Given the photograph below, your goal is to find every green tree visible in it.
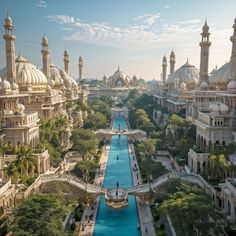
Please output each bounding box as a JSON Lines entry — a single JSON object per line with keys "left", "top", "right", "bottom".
{"left": 159, "top": 181, "right": 224, "bottom": 236}
{"left": 15, "top": 146, "right": 35, "bottom": 177}
{"left": 84, "top": 112, "right": 107, "bottom": 130}
{"left": 89, "top": 100, "right": 111, "bottom": 121}
{"left": 71, "top": 160, "right": 99, "bottom": 183}
{"left": 71, "top": 128, "right": 97, "bottom": 159}
{"left": 9, "top": 194, "right": 67, "bottom": 236}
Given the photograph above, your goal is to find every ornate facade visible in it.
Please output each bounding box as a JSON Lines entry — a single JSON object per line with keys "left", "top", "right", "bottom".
{"left": 154, "top": 18, "right": 236, "bottom": 224}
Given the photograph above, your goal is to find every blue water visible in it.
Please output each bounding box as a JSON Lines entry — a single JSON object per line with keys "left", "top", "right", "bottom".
{"left": 94, "top": 114, "right": 140, "bottom": 236}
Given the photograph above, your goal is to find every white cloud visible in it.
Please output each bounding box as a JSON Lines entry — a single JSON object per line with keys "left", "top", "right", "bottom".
{"left": 164, "top": 5, "right": 170, "bottom": 9}
{"left": 47, "top": 13, "right": 232, "bottom": 65}
{"left": 36, "top": 0, "right": 47, "bottom": 8}
{"left": 134, "top": 13, "right": 160, "bottom": 26}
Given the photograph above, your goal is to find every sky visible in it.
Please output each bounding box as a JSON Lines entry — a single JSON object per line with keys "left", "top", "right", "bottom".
{"left": 0, "top": 0, "right": 236, "bottom": 80}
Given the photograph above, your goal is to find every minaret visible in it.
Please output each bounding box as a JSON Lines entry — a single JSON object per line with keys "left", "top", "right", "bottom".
{"left": 199, "top": 19, "right": 211, "bottom": 83}
{"left": 230, "top": 18, "right": 236, "bottom": 81}
{"left": 63, "top": 49, "right": 69, "bottom": 74}
{"left": 41, "top": 35, "right": 51, "bottom": 79}
{"left": 169, "top": 50, "right": 175, "bottom": 75}
{"left": 162, "top": 55, "right": 167, "bottom": 85}
{"left": 3, "top": 14, "right": 16, "bottom": 85}
{"left": 78, "top": 56, "right": 83, "bottom": 81}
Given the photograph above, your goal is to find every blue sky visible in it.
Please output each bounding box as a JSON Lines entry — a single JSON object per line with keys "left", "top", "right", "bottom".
{"left": 0, "top": 0, "right": 236, "bottom": 80}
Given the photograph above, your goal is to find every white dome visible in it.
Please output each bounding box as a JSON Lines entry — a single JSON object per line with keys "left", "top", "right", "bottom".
{"left": 48, "top": 79, "right": 55, "bottom": 87}
{"left": 200, "top": 81, "right": 208, "bottom": 90}
{"left": 209, "top": 62, "right": 230, "bottom": 85}
{"left": 227, "top": 80, "right": 236, "bottom": 90}
{"left": 167, "top": 59, "right": 199, "bottom": 87}
{"left": 107, "top": 66, "right": 128, "bottom": 87}
{"left": 0, "top": 55, "right": 48, "bottom": 86}
{"left": 209, "top": 102, "right": 229, "bottom": 113}
{"left": 60, "top": 69, "right": 78, "bottom": 89}
{"left": 12, "top": 82, "right": 19, "bottom": 90}
{"left": 1, "top": 79, "right": 11, "bottom": 90}
{"left": 179, "top": 82, "right": 186, "bottom": 90}
{"left": 50, "top": 64, "right": 62, "bottom": 86}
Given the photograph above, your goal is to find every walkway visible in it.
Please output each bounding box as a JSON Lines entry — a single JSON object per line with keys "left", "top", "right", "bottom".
{"left": 40, "top": 174, "right": 107, "bottom": 194}
{"left": 128, "top": 143, "right": 156, "bottom": 236}
{"left": 79, "top": 143, "right": 110, "bottom": 236}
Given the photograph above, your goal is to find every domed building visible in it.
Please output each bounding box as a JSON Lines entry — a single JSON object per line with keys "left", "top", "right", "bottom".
{"left": 0, "top": 55, "right": 48, "bottom": 92}
{"left": 107, "top": 67, "right": 129, "bottom": 88}
{"left": 167, "top": 59, "right": 199, "bottom": 90}
{"left": 89, "top": 66, "right": 142, "bottom": 100}
{"left": 209, "top": 62, "right": 230, "bottom": 89}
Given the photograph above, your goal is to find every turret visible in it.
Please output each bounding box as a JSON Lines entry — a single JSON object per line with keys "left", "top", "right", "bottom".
{"left": 230, "top": 18, "right": 236, "bottom": 81}
{"left": 3, "top": 14, "right": 16, "bottom": 85}
{"left": 41, "top": 35, "right": 51, "bottom": 79}
{"left": 63, "top": 49, "right": 69, "bottom": 74}
{"left": 162, "top": 55, "right": 167, "bottom": 85}
{"left": 78, "top": 56, "right": 83, "bottom": 81}
{"left": 169, "top": 50, "right": 175, "bottom": 75}
{"left": 199, "top": 19, "right": 211, "bottom": 83}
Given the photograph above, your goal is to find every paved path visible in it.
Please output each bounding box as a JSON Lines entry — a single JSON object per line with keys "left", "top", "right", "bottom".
{"left": 128, "top": 143, "right": 156, "bottom": 236}
{"left": 79, "top": 143, "right": 110, "bottom": 236}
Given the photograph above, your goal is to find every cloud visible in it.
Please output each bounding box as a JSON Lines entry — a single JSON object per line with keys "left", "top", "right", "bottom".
{"left": 48, "top": 14, "right": 230, "bottom": 55}
{"left": 134, "top": 13, "right": 160, "bottom": 26}
{"left": 36, "top": 0, "right": 47, "bottom": 7}
{"left": 164, "top": 5, "right": 170, "bottom": 9}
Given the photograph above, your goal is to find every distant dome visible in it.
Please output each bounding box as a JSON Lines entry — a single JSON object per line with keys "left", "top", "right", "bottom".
{"left": 60, "top": 69, "right": 78, "bottom": 89}
{"left": 50, "top": 64, "right": 61, "bottom": 86}
{"left": 209, "top": 102, "right": 229, "bottom": 113}
{"left": 1, "top": 79, "right": 11, "bottom": 90}
{"left": 200, "top": 81, "right": 208, "bottom": 90}
{"left": 179, "top": 82, "right": 186, "bottom": 90}
{"left": 209, "top": 62, "right": 230, "bottom": 85}
{"left": 0, "top": 55, "right": 48, "bottom": 86}
{"left": 107, "top": 66, "right": 128, "bottom": 88}
{"left": 227, "top": 80, "right": 236, "bottom": 90}
{"left": 132, "top": 75, "right": 138, "bottom": 82}
{"left": 12, "top": 82, "right": 19, "bottom": 90}
{"left": 167, "top": 59, "right": 199, "bottom": 88}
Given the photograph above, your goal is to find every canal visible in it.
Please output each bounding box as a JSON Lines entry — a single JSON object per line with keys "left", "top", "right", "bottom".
{"left": 94, "top": 113, "right": 140, "bottom": 236}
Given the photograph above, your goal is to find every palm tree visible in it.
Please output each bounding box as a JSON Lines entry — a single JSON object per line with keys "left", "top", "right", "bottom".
{"left": 3, "top": 162, "right": 19, "bottom": 182}
{"left": 0, "top": 139, "right": 8, "bottom": 157}
{"left": 15, "top": 146, "right": 35, "bottom": 177}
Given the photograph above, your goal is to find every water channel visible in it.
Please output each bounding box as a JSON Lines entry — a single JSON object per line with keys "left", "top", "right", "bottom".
{"left": 94, "top": 113, "right": 140, "bottom": 236}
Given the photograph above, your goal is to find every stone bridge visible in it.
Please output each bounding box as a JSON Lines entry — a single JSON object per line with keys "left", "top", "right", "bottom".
{"left": 27, "top": 174, "right": 107, "bottom": 195}
{"left": 95, "top": 129, "right": 146, "bottom": 141}
{"left": 22, "top": 172, "right": 204, "bottom": 200}
{"left": 126, "top": 172, "right": 204, "bottom": 195}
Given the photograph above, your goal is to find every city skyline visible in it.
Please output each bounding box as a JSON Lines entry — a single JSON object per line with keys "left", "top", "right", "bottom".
{"left": 0, "top": 0, "right": 236, "bottom": 80}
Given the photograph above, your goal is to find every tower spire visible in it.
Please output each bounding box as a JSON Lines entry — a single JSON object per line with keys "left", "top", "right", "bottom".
{"left": 78, "top": 56, "right": 83, "bottom": 81}
{"left": 199, "top": 18, "right": 211, "bottom": 84}
{"left": 3, "top": 12, "right": 16, "bottom": 85}
{"left": 41, "top": 35, "right": 51, "bottom": 79}
{"left": 169, "top": 50, "right": 175, "bottom": 75}
{"left": 63, "top": 49, "right": 70, "bottom": 74}
{"left": 230, "top": 18, "right": 236, "bottom": 81}
{"left": 162, "top": 55, "right": 167, "bottom": 86}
